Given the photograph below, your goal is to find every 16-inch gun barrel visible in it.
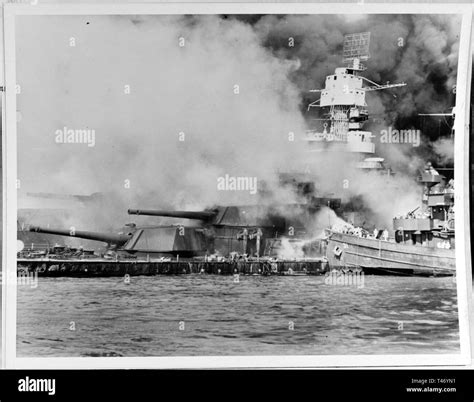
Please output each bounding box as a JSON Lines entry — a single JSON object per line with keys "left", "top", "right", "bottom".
{"left": 29, "top": 226, "right": 132, "bottom": 246}
{"left": 127, "top": 209, "right": 217, "bottom": 221}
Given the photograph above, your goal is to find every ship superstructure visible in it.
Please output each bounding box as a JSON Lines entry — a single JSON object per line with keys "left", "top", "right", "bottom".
{"left": 393, "top": 162, "right": 454, "bottom": 250}
{"left": 305, "top": 32, "right": 406, "bottom": 166}
{"left": 326, "top": 162, "right": 455, "bottom": 276}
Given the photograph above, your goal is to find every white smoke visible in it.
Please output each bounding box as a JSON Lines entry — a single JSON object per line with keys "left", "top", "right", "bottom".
{"left": 16, "top": 15, "right": 307, "bottom": 229}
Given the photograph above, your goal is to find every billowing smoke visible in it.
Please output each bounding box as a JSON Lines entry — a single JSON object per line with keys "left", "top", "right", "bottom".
{"left": 15, "top": 14, "right": 460, "bottom": 234}
{"left": 250, "top": 13, "right": 459, "bottom": 229}
{"left": 16, "top": 15, "right": 307, "bottom": 230}
{"left": 432, "top": 137, "right": 455, "bottom": 165}
{"left": 274, "top": 207, "right": 351, "bottom": 260}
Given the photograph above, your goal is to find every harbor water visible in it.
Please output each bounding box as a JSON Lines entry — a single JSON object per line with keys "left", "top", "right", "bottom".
{"left": 17, "top": 275, "right": 459, "bottom": 356}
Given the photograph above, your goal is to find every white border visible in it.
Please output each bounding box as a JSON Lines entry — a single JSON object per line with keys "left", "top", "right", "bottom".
{"left": 453, "top": 3, "right": 473, "bottom": 370}
{"left": 0, "top": 1, "right": 5, "bottom": 370}
{"left": 2, "top": 2, "right": 473, "bottom": 369}
{"left": 3, "top": 0, "right": 17, "bottom": 369}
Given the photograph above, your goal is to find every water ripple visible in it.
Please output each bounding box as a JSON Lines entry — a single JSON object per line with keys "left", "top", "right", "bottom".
{"left": 17, "top": 275, "right": 459, "bottom": 356}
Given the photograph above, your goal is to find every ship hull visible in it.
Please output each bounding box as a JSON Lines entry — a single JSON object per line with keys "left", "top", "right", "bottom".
{"left": 326, "top": 232, "right": 455, "bottom": 276}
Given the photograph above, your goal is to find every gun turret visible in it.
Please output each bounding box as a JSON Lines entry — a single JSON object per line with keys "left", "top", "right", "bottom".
{"left": 127, "top": 209, "right": 218, "bottom": 221}
{"left": 28, "top": 226, "right": 132, "bottom": 246}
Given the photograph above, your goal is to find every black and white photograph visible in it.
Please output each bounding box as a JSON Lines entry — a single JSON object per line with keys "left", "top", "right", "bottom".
{"left": 1, "top": 3, "right": 472, "bottom": 369}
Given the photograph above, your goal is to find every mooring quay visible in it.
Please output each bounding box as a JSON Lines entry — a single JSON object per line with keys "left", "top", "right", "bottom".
{"left": 17, "top": 258, "right": 328, "bottom": 277}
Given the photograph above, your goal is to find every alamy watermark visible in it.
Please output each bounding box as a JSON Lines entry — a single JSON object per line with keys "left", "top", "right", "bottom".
{"left": 18, "top": 377, "right": 55, "bottom": 396}
{"left": 380, "top": 127, "right": 420, "bottom": 147}
{"left": 217, "top": 174, "right": 257, "bottom": 195}
{"left": 1, "top": 270, "right": 38, "bottom": 288}
{"left": 55, "top": 126, "right": 96, "bottom": 147}
{"left": 324, "top": 269, "right": 365, "bottom": 289}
